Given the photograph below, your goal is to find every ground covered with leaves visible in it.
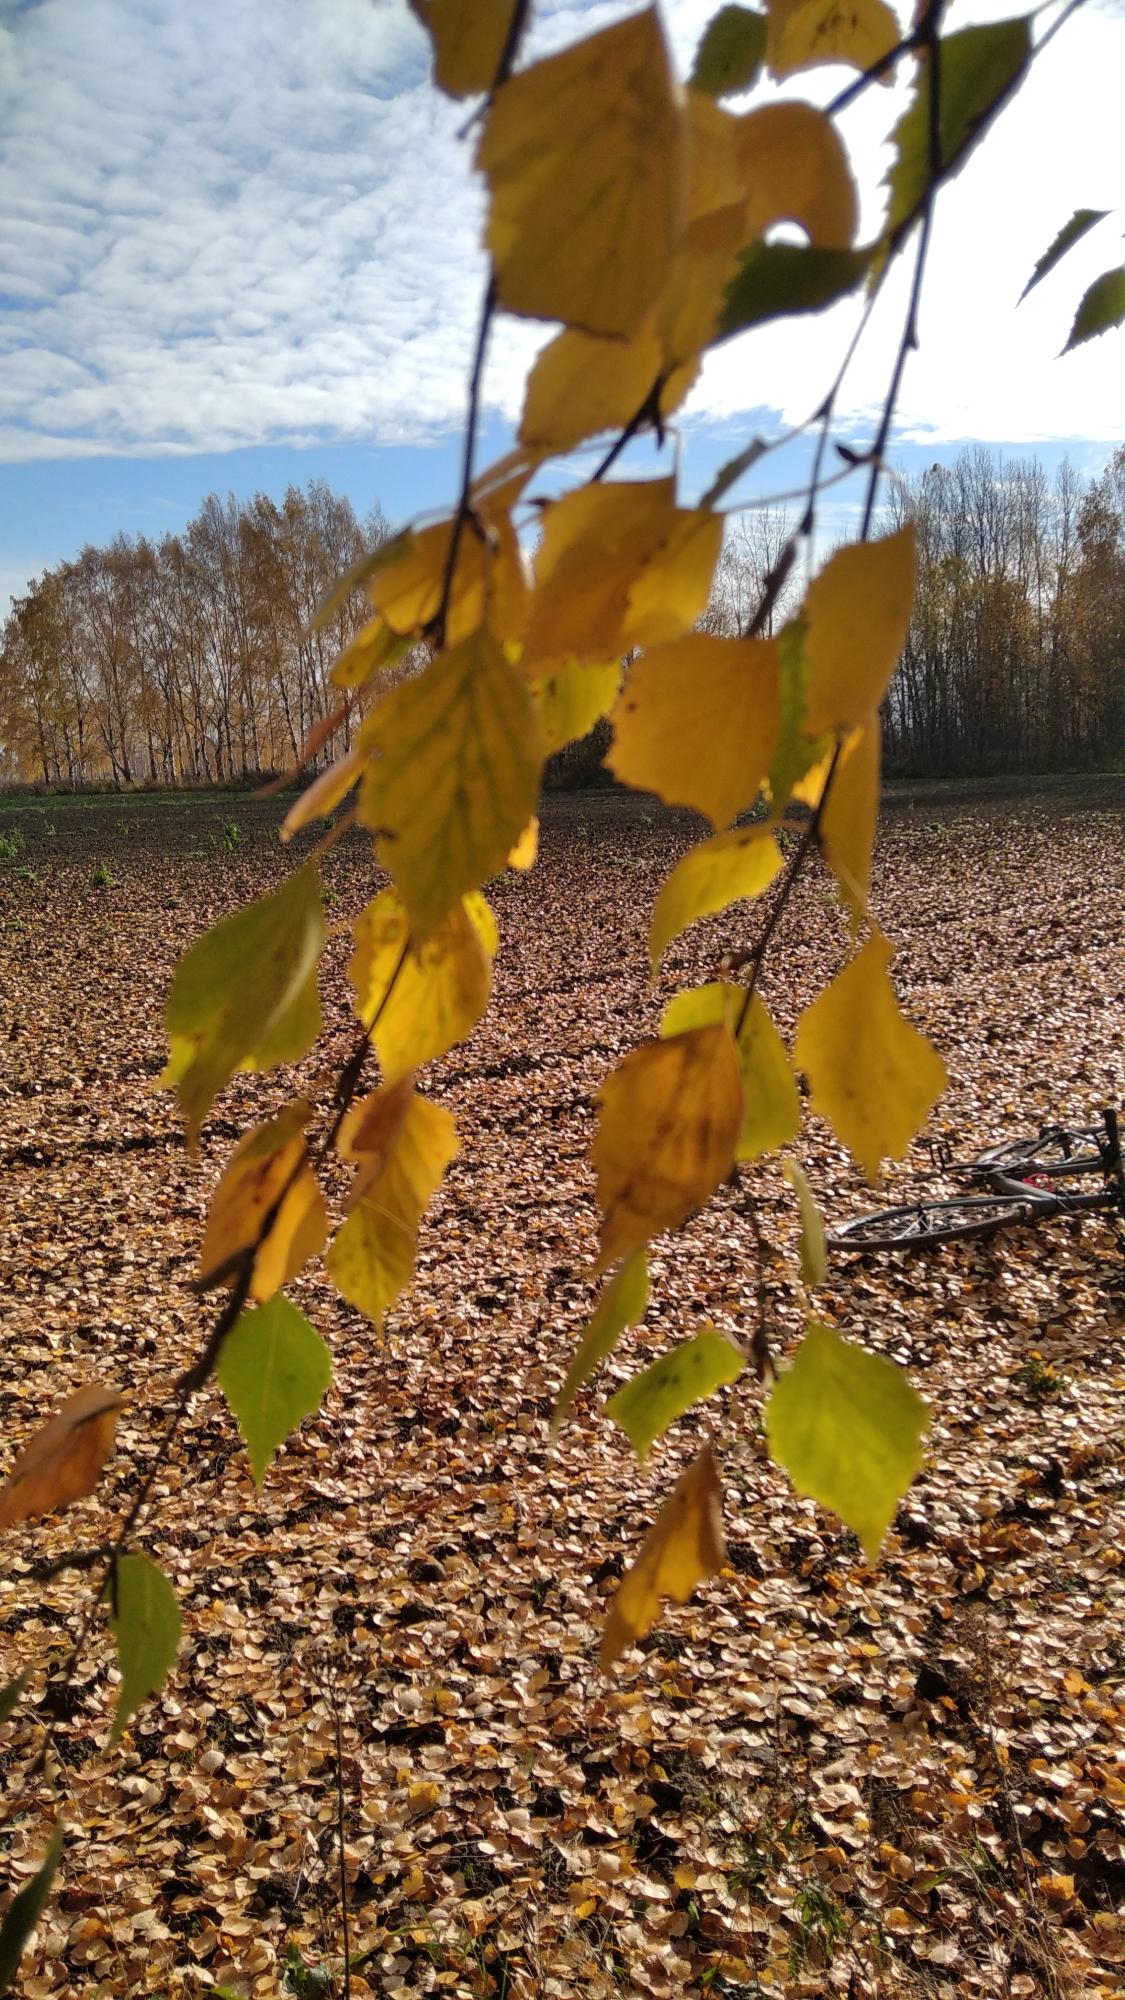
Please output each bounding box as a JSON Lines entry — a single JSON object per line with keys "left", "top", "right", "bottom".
{"left": 1, "top": 776, "right": 1123, "bottom": 2000}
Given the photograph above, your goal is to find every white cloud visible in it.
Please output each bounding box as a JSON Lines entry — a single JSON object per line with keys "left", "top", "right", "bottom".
{"left": 0, "top": 0, "right": 1122, "bottom": 466}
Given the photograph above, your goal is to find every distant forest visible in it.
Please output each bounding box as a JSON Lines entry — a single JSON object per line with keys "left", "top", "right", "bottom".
{"left": 2, "top": 444, "right": 1122, "bottom": 788}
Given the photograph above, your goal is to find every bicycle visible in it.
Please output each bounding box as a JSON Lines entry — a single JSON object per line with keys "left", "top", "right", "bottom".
{"left": 825, "top": 1108, "right": 1125, "bottom": 1255}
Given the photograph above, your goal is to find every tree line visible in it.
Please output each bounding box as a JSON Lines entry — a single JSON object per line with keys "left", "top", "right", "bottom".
{"left": 884, "top": 443, "right": 1124, "bottom": 773}
{"left": 0, "top": 482, "right": 388, "bottom": 788}
{"left": 1, "top": 445, "right": 1121, "bottom": 789}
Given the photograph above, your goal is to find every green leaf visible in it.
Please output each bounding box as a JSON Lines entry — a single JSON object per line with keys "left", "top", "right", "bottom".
{"left": 661, "top": 981, "right": 801, "bottom": 1162}
{"left": 1063, "top": 266, "right": 1125, "bottom": 352}
{"left": 108, "top": 1554, "right": 181, "bottom": 1744}
{"left": 766, "top": 1320, "right": 928, "bottom": 1559}
{"left": 690, "top": 5, "right": 766, "bottom": 96}
{"left": 783, "top": 1158, "right": 826, "bottom": 1287}
{"left": 217, "top": 1296, "right": 332, "bottom": 1486}
{"left": 552, "top": 1253, "right": 649, "bottom": 1438}
{"left": 885, "top": 18, "right": 1031, "bottom": 245}
{"left": 719, "top": 242, "right": 871, "bottom": 339}
{"left": 767, "top": 618, "right": 831, "bottom": 809}
{"left": 0, "top": 1828, "right": 63, "bottom": 1991}
{"left": 0, "top": 1666, "right": 32, "bottom": 1723}
{"left": 1020, "top": 208, "right": 1108, "bottom": 303}
{"left": 607, "top": 1327, "right": 745, "bottom": 1463}
{"left": 160, "top": 866, "right": 323, "bottom": 1146}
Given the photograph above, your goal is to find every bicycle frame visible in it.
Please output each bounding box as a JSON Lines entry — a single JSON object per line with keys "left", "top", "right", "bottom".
{"left": 827, "top": 1108, "right": 1125, "bottom": 1255}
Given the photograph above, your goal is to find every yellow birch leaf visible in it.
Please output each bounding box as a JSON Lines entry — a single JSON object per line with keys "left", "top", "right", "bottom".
{"left": 644, "top": 97, "right": 748, "bottom": 354}
{"left": 507, "top": 816, "right": 538, "bottom": 869}
{"left": 331, "top": 618, "right": 412, "bottom": 692}
{"left": 592, "top": 1026, "right": 743, "bottom": 1270}
{"left": 767, "top": 0, "right": 900, "bottom": 84}
{"left": 624, "top": 509, "right": 727, "bottom": 649}
{"left": 349, "top": 887, "right": 497, "bottom": 1081}
{"left": 657, "top": 212, "right": 745, "bottom": 369}
{"left": 601, "top": 1446, "right": 726, "bottom": 1667}
{"left": 281, "top": 748, "right": 366, "bottom": 841}
{"left": 609, "top": 634, "right": 780, "bottom": 828}
{"left": 522, "top": 481, "right": 720, "bottom": 673}
{"left": 649, "top": 828, "right": 782, "bottom": 975}
{"left": 686, "top": 87, "right": 747, "bottom": 216}
{"left": 0, "top": 1382, "right": 124, "bottom": 1528}
{"left": 312, "top": 532, "right": 411, "bottom": 632}
{"left": 478, "top": 9, "right": 686, "bottom": 338}
{"left": 793, "top": 930, "right": 947, "bottom": 1178}
{"left": 653, "top": 92, "right": 750, "bottom": 363}
{"left": 198, "top": 1103, "right": 327, "bottom": 1303}
{"left": 337, "top": 1072, "right": 414, "bottom": 1177}
{"left": 258, "top": 704, "right": 348, "bottom": 794}
{"left": 408, "top": 0, "right": 518, "bottom": 98}
{"left": 519, "top": 322, "right": 664, "bottom": 454}
{"left": 661, "top": 982, "right": 801, "bottom": 1160}
{"left": 733, "top": 102, "right": 858, "bottom": 246}
{"left": 160, "top": 866, "right": 323, "bottom": 1148}
{"left": 368, "top": 493, "right": 529, "bottom": 647}
{"left": 532, "top": 659, "right": 622, "bottom": 756}
{"left": 328, "top": 1086, "right": 458, "bottom": 1327}
{"left": 791, "top": 714, "right": 880, "bottom": 919}
{"left": 360, "top": 627, "right": 542, "bottom": 937}
{"left": 820, "top": 717, "right": 881, "bottom": 924}
{"left": 517, "top": 93, "right": 750, "bottom": 450}
{"left": 802, "top": 524, "right": 917, "bottom": 734}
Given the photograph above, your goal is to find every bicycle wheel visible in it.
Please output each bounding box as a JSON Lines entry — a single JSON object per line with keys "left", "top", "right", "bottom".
{"left": 974, "top": 1126, "right": 1104, "bottom": 1180}
{"left": 826, "top": 1193, "right": 1035, "bottom": 1254}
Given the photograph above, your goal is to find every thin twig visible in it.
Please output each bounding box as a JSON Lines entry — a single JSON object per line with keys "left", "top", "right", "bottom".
{"left": 733, "top": 740, "right": 844, "bottom": 1036}
{"left": 489, "top": 0, "right": 533, "bottom": 100}
{"left": 27, "top": 1545, "right": 114, "bottom": 1582}
{"left": 433, "top": 270, "right": 497, "bottom": 650}
{"left": 590, "top": 380, "right": 665, "bottom": 483}
{"left": 860, "top": 1, "right": 945, "bottom": 540}
{"left": 432, "top": 0, "right": 533, "bottom": 645}
{"left": 45, "top": 942, "right": 409, "bottom": 1713}
{"left": 827, "top": 29, "right": 922, "bottom": 116}
{"left": 735, "top": 1182, "right": 773, "bottom": 1384}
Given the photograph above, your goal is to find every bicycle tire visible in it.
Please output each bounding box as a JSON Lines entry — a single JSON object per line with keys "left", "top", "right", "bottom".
{"left": 974, "top": 1126, "right": 1104, "bottom": 1179}
{"left": 826, "top": 1194, "right": 1035, "bottom": 1254}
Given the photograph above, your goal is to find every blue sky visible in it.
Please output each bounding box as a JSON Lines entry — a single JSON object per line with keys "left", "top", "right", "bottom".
{"left": 2, "top": 0, "right": 1123, "bottom": 613}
